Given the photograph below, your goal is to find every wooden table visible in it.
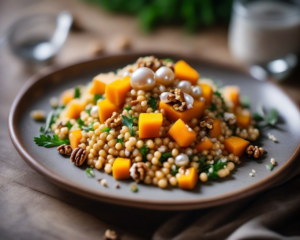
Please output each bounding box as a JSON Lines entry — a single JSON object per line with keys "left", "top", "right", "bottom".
{"left": 1, "top": 0, "right": 299, "bottom": 239}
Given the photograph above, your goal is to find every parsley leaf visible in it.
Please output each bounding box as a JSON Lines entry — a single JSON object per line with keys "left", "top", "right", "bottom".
{"left": 253, "top": 107, "right": 279, "bottom": 128}
{"left": 82, "top": 122, "right": 94, "bottom": 132}
{"left": 164, "top": 58, "right": 174, "bottom": 62}
{"left": 265, "top": 163, "right": 274, "bottom": 171}
{"left": 198, "top": 156, "right": 209, "bottom": 172}
{"left": 207, "top": 102, "right": 217, "bottom": 111}
{"left": 94, "top": 94, "right": 103, "bottom": 103}
{"left": 124, "top": 105, "right": 131, "bottom": 111}
{"left": 171, "top": 165, "right": 179, "bottom": 176}
{"left": 205, "top": 159, "right": 227, "bottom": 180}
{"left": 188, "top": 154, "right": 195, "bottom": 161}
{"left": 122, "top": 115, "right": 138, "bottom": 136}
{"left": 66, "top": 121, "right": 73, "bottom": 130}
{"left": 39, "top": 126, "right": 45, "bottom": 132}
{"left": 101, "top": 127, "right": 111, "bottom": 134}
{"left": 74, "top": 87, "right": 80, "bottom": 98}
{"left": 159, "top": 152, "right": 172, "bottom": 163}
{"left": 140, "top": 144, "right": 149, "bottom": 161}
{"left": 34, "top": 134, "right": 70, "bottom": 148}
{"left": 241, "top": 96, "right": 250, "bottom": 108}
{"left": 77, "top": 118, "right": 84, "bottom": 128}
{"left": 84, "top": 109, "right": 91, "bottom": 116}
{"left": 147, "top": 96, "right": 157, "bottom": 111}
{"left": 116, "top": 137, "right": 124, "bottom": 145}
{"left": 86, "top": 168, "right": 95, "bottom": 177}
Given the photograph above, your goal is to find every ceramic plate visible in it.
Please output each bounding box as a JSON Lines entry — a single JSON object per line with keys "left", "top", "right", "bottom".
{"left": 9, "top": 53, "right": 300, "bottom": 210}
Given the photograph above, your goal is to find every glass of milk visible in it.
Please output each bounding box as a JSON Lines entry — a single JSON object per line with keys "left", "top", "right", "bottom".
{"left": 229, "top": 0, "right": 300, "bottom": 80}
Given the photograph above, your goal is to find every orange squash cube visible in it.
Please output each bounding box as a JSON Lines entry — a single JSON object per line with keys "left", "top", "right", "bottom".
{"left": 236, "top": 110, "right": 251, "bottom": 128}
{"left": 139, "top": 113, "right": 163, "bottom": 138}
{"left": 106, "top": 76, "right": 132, "bottom": 106}
{"left": 60, "top": 99, "right": 85, "bottom": 120}
{"left": 174, "top": 60, "right": 199, "bottom": 85}
{"left": 97, "top": 99, "right": 120, "bottom": 123}
{"left": 198, "top": 83, "right": 213, "bottom": 106}
{"left": 195, "top": 137, "right": 213, "bottom": 152}
{"left": 159, "top": 99, "right": 205, "bottom": 123}
{"left": 113, "top": 158, "right": 131, "bottom": 180}
{"left": 224, "top": 136, "right": 250, "bottom": 157}
{"left": 89, "top": 73, "right": 118, "bottom": 95}
{"left": 223, "top": 86, "right": 240, "bottom": 108}
{"left": 168, "top": 119, "right": 196, "bottom": 147}
{"left": 209, "top": 119, "right": 222, "bottom": 138}
{"left": 178, "top": 168, "right": 198, "bottom": 190}
{"left": 69, "top": 129, "right": 82, "bottom": 150}
{"left": 60, "top": 88, "right": 74, "bottom": 106}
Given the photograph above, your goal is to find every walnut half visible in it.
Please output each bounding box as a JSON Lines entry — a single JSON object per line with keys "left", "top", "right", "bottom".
{"left": 105, "top": 112, "right": 122, "bottom": 128}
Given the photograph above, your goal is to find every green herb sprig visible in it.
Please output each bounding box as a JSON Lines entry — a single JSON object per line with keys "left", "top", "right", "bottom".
{"left": 86, "top": 168, "right": 95, "bottom": 177}
{"left": 101, "top": 127, "right": 111, "bottom": 134}
{"left": 171, "top": 165, "right": 179, "bottom": 176}
{"left": 265, "top": 163, "right": 274, "bottom": 171}
{"left": 147, "top": 96, "right": 157, "bottom": 111}
{"left": 253, "top": 106, "right": 279, "bottom": 128}
{"left": 94, "top": 94, "right": 103, "bottom": 103}
{"left": 159, "top": 152, "right": 172, "bottom": 163}
{"left": 124, "top": 105, "right": 131, "bottom": 111}
{"left": 66, "top": 121, "right": 73, "bottom": 130}
{"left": 140, "top": 144, "right": 149, "bottom": 161}
{"left": 34, "top": 134, "right": 70, "bottom": 148}
{"left": 122, "top": 115, "right": 138, "bottom": 136}
{"left": 74, "top": 87, "right": 80, "bottom": 98}
{"left": 82, "top": 122, "right": 95, "bottom": 132}
{"left": 77, "top": 118, "right": 84, "bottom": 128}
{"left": 205, "top": 159, "right": 227, "bottom": 180}
{"left": 241, "top": 96, "right": 250, "bottom": 108}
{"left": 116, "top": 137, "right": 124, "bottom": 145}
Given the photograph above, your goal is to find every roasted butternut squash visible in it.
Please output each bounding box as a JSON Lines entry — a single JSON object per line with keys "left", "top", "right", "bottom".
{"left": 139, "top": 113, "right": 163, "bottom": 138}
{"left": 236, "top": 109, "right": 251, "bottom": 128}
{"left": 97, "top": 99, "right": 120, "bottom": 123}
{"left": 198, "top": 83, "right": 213, "bottom": 106}
{"left": 168, "top": 119, "right": 196, "bottom": 147}
{"left": 106, "top": 76, "right": 132, "bottom": 106}
{"left": 223, "top": 86, "right": 240, "bottom": 108}
{"left": 60, "top": 99, "right": 85, "bottom": 120}
{"left": 113, "top": 158, "right": 131, "bottom": 179}
{"left": 60, "top": 88, "right": 74, "bottom": 105}
{"left": 89, "top": 73, "right": 118, "bottom": 95}
{"left": 69, "top": 129, "right": 82, "bottom": 149}
{"left": 159, "top": 99, "right": 205, "bottom": 123}
{"left": 174, "top": 60, "right": 199, "bottom": 85}
{"left": 195, "top": 137, "right": 213, "bottom": 152}
{"left": 224, "top": 136, "right": 250, "bottom": 157}
{"left": 209, "top": 119, "right": 222, "bottom": 138}
{"left": 178, "top": 168, "right": 198, "bottom": 189}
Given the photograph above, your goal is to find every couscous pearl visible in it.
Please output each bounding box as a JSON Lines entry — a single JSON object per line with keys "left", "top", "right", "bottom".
{"left": 200, "top": 172, "right": 208, "bottom": 182}
{"left": 95, "top": 160, "right": 103, "bottom": 169}
{"left": 227, "top": 162, "right": 235, "bottom": 171}
{"left": 158, "top": 178, "right": 168, "bottom": 188}
{"left": 169, "top": 177, "right": 177, "bottom": 186}
{"left": 144, "top": 176, "right": 152, "bottom": 184}
{"left": 156, "top": 171, "right": 164, "bottom": 179}
{"left": 104, "top": 164, "right": 112, "bottom": 174}
{"left": 152, "top": 157, "right": 159, "bottom": 165}
{"left": 154, "top": 151, "right": 161, "bottom": 159}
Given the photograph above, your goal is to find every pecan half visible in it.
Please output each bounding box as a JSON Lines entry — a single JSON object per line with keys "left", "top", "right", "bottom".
{"left": 105, "top": 112, "right": 122, "bottom": 128}
{"left": 70, "top": 147, "right": 87, "bottom": 166}
{"left": 104, "top": 229, "right": 118, "bottom": 240}
{"left": 130, "top": 162, "right": 148, "bottom": 183}
{"left": 130, "top": 100, "right": 139, "bottom": 106}
{"left": 199, "top": 116, "right": 214, "bottom": 130}
{"left": 57, "top": 144, "right": 72, "bottom": 155}
{"left": 246, "top": 145, "right": 265, "bottom": 158}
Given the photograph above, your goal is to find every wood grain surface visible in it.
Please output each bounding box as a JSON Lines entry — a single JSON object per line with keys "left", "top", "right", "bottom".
{"left": 0, "top": 0, "right": 299, "bottom": 239}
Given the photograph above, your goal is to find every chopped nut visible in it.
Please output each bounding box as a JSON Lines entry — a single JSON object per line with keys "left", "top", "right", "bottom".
{"left": 70, "top": 147, "right": 87, "bottom": 166}
{"left": 130, "top": 162, "right": 148, "bottom": 183}
{"left": 137, "top": 56, "right": 174, "bottom": 72}
{"left": 130, "top": 100, "right": 140, "bottom": 106}
{"left": 246, "top": 145, "right": 265, "bottom": 158}
{"left": 224, "top": 112, "right": 236, "bottom": 125}
{"left": 167, "top": 88, "right": 187, "bottom": 112}
{"left": 105, "top": 112, "right": 122, "bottom": 128}
{"left": 104, "top": 229, "right": 118, "bottom": 240}
{"left": 30, "top": 110, "right": 45, "bottom": 121}
{"left": 268, "top": 133, "right": 278, "bottom": 142}
{"left": 270, "top": 158, "right": 276, "bottom": 165}
{"left": 57, "top": 144, "right": 72, "bottom": 155}
{"left": 101, "top": 179, "right": 107, "bottom": 187}
{"left": 115, "top": 183, "right": 120, "bottom": 189}
{"left": 199, "top": 116, "right": 214, "bottom": 130}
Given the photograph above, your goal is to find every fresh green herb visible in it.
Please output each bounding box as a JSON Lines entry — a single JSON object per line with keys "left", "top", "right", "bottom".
{"left": 140, "top": 144, "right": 149, "bottom": 161}
{"left": 147, "top": 96, "right": 157, "bottom": 111}
{"left": 159, "top": 152, "right": 173, "bottom": 163}
{"left": 122, "top": 115, "right": 138, "bottom": 136}
{"left": 101, "top": 127, "right": 111, "bottom": 134}
{"left": 77, "top": 118, "right": 84, "bottom": 128}
{"left": 74, "top": 87, "right": 80, "bottom": 98}
{"left": 253, "top": 106, "right": 279, "bottom": 128}
{"left": 207, "top": 102, "right": 217, "bottom": 111}
{"left": 241, "top": 96, "right": 250, "bottom": 108}
{"left": 205, "top": 159, "right": 227, "bottom": 180}
{"left": 94, "top": 94, "right": 103, "bottom": 103}
{"left": 216, "top": 112, "right": 224, "bottom": 118}
{"left": 171, "top": 165, "right": 179, "bottom": 176}
{"left": 84, "top": 109, "right": 91, "bottom": 116}
{"left": 265, "top": 163, "right": 274, "bottom": 171}
{"left": 164, "top": 58, "right": 174, "bottom": 62}
{"left": 34, "top": 134, "right": 70, "bottom": 148}
{"left": 39, "top": 126, "right": 45, "bottom": 132}
{"left": 82, "top": 122, "right": 95, "bottom": 132}
{"left": 198, "top": 156, "right": 209, "bottom": 172}
{"left": 124, "top": 105, "right": 131, "bottom": 111}
{"left": 116, "top": 137, "right": 124, "bottom": 145}
{"left": 41, "top": 106, "right": 65, "bottom": 134}
{"left": 66, "top": 121, "right": 73, "bottom": 130}
{"left": 130, "top": 183, "right": 138, "bottom": 193}
{"left": 214, "top": 91, "right": 227, "bottom": 111}
{"left": 86, "top": 168, "right": 95, "bottom": 177}
{"left": 188, "top": 154, "right": 195, "bottom": 161}
{"left": 210, "top": 78, "right": 223, "bottom": 89}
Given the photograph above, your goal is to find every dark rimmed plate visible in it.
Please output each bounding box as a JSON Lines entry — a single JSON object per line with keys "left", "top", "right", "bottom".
{"left": 8, "top": 53, "right": 300, "bottom": 210}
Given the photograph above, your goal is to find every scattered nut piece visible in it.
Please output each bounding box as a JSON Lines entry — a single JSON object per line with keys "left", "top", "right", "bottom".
{"left": 70, "top": 147, "right": 87, "bottom": 166}
{"left": 104, "top": 229, "right": 118, "bottom": 240}
{"left": 252, "top": 169, "right": 256, "bottom": 173}
{"left": 199, "top": 116, "right": 214, "bottom": 130}
{"left": 49, "top": 97, "right": 59, "bottom": 108}
{"left": 30, "top": 110, "right": 45, "bottom": 121}
{"left": 270, "top": 158, "right": 276, "bottom": 165}
{"left": 101, "top": 179, "right": 107, "bottom": 187}
{"left": 130, "top": 100, "right": 140, "bottom": 106}
{"left": 167, "top": 88, "right": 187, "bottom": 111}
{"left": 130, "top": 162, "right": 148, "bottom": 183}
{"left": 224, "top": 112, "right": 236, "bottom": 125}
{"left": 249, "top": 173, "right": 254, "bottom": 177}
{"left": 57, "top": 144, "right": 72, "bottom": 155}
{"left": 115, "top": 183, "right": 120, "bottom": 189}
{"left": 246, "top": 145, "right": 265, "bottom": 158}
{"left": 105, "top": 112, "right": 122, "bottom": 128}
{"left": 268, "top": 133, "right": 278, "bottom": 142}
{"left": 130, "top": 183, "right": 138, "bottom": 192}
